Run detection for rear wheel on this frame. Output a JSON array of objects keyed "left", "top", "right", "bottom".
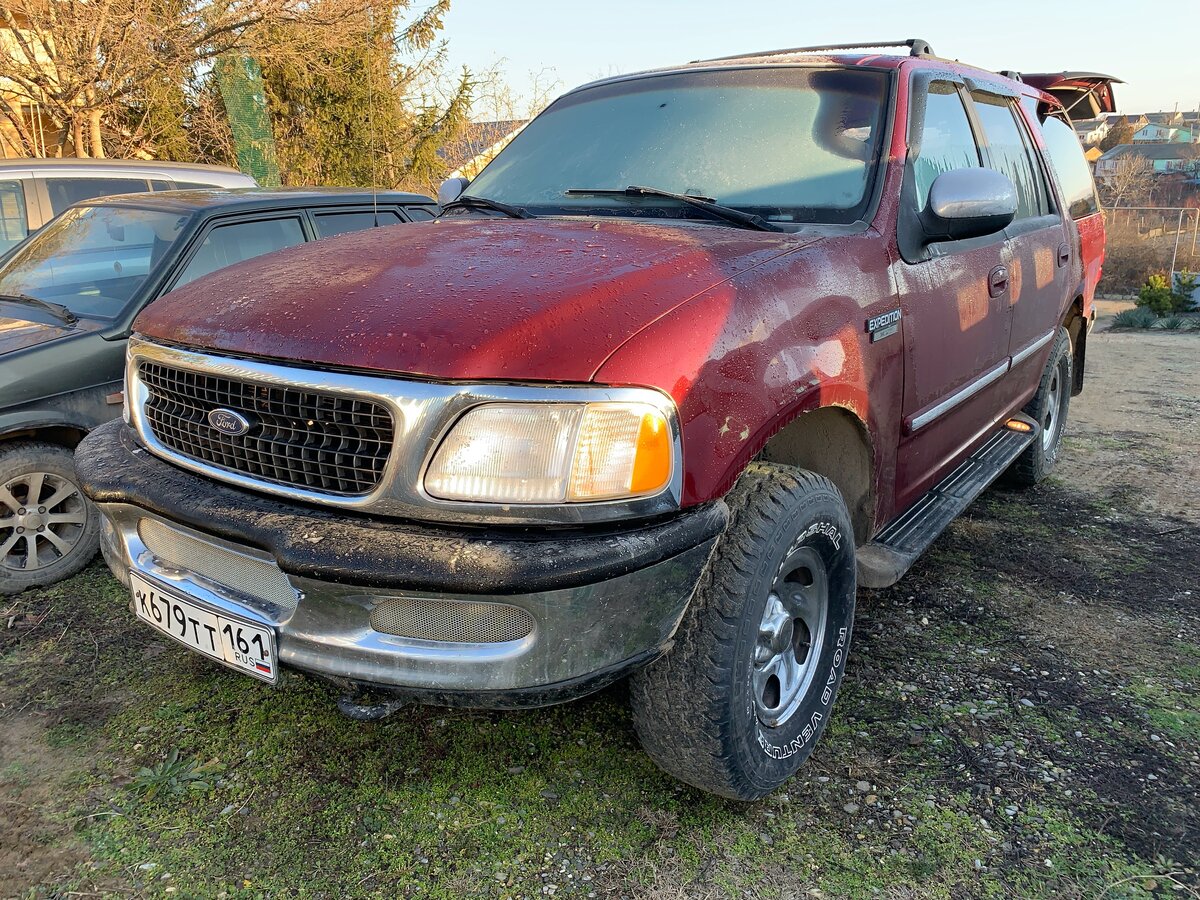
[
  {"left": 1008, "top": 327, "right": 1072, "bottom": 486},
  {"left": 629, "top": 463, "right": 856, "bottom": 800},
  {"left": 0, "top": 442, "right": 100, "bottom": 595}
]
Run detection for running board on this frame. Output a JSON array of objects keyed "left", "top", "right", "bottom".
[{"left": 857, "top": 414, "right": 1040, "bottom": 589}]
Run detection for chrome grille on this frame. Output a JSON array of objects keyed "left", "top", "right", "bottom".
[
  {"left": 137, "top": 518, "right": 299, "bottom": 614},
  {"left": 370, "top": 597, "right": 534, "bottom": 643},
  {"left": 139, "top": 361, "right": 394, "bottom": 496}
]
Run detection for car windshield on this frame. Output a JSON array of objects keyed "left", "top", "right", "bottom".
[
  {"left": 464, "top": 66, "right": 890, "bottom": 227},
  {"left": 0, "top": 204, "right": 188, "bottom": 319}
]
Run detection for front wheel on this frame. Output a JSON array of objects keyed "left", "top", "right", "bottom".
[
  {"left": 1008, "top": 327, "right": 1072, "bottom": 487},
  {"left": 1, "top": 441, "right": 101, "bottom": 595},
  {"left": 630, "top": 463, "right": 857, "bottom": 800}
]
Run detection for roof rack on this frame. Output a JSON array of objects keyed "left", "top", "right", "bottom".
[{"left": 694, "top": 38, "right": 935, "bottom": 64}]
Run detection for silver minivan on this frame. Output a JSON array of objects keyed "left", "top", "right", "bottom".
[{"left": 0, "top": 159, "right": 256, "bottom": 255}]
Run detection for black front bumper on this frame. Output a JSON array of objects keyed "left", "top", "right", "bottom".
[{"left": 77, "top": 421, "right": 726, "bottom": 704}]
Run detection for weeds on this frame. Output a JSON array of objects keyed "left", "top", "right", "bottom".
[{"left": 128, "top": 748, "right": 223, "bottom": 800}]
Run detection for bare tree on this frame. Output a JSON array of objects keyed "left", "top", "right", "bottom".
[
  {"left": 0, "top": 0, "right": 378, "bottom": 158},
  {"left": 1103, "top": 155, "right": 1155, "bottom": 208}
]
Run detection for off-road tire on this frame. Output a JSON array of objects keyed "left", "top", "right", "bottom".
[
  {"left": 0, "top": 441, "right": 101, "bottom": 595},
  {"left": 1008, "top": 327, "right": 1072, "bottom": 487},
  {"left": 629, "top": 463, "right": 856, "bottom": 800}
]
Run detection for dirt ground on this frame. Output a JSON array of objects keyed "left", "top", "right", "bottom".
[
  {"left": 1, "top": 319, "right": 1198, "bottom": 899},
  {"left": 1067, "top": 305, "right": 1200, "bottom": 524}
]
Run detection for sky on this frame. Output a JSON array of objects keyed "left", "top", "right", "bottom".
[{"left": 441, "top": 0, "right": 1200, "bottom": 119}]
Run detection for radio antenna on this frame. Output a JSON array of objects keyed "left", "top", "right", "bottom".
[{"left": 366, "top": 5, "right": 379, "bottom": 224}]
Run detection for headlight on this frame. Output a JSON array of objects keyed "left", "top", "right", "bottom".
[{"left": 424, "top": 400, "right": 675, "bottom": 505}]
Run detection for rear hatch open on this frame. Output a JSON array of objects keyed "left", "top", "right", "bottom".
[{"left": 1019, "top": 72, "right": 1122, "bottom": 120}]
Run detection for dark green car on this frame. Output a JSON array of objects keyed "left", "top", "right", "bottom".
[{"left": 0, "top": 188, "right": 436, "bottom": 594}]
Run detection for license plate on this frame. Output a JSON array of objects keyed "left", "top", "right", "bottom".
[{"left": 131, "top": 572, "right": 278, "bottom": 683}]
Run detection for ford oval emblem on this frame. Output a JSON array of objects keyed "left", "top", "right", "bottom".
[{"left": 208, "top": 408, "right": 252, "bottom": 436}]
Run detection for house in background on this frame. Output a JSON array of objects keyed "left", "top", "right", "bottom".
[
  {"left": 1073, "top": 118, "right": 1109, "bottom": 146},
  {"left": 1133, "top": 121, "right": 1195, "bottom": 143},
  {"left": 439, "top": 119, "right": 529, "bottom": 182},
  {"left": 0, "top": 10, "right": 62, "bottom": 157},
  {"left": 1095, "top": 143, "right": 1200, "bottom": 183}
]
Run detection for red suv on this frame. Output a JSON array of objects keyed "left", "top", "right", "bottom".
[{"left": 77, "top": 40, "right": 1108, "bottom": 799}]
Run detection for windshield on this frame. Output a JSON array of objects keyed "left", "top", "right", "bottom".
[
  {"left": 0, "top": 205, "right": 188, "bottom": 318},
  {"left": 465, "top": 67, "right": 890, "bottom": 226}
]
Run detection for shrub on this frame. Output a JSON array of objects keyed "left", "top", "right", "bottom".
[
  {"left": 1173, "top": 270, "right": 1198, "bottom": 312},
  {"left": 1137, "top": 274, "right": 1175, "bottom": 316},
  {"left": 1098, "top": 235, "right": 1170, "bottom": 295},
  {"left": 1155, "top": 316, "right": 1185, "bottom": 330},
  {"left": 1112, "top": 308, "right": 1158, "bottom": 329}
]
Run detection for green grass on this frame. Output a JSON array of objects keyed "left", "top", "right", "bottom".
[{"left": 3, "top": 545, "right": 1198, "bottom": 898}]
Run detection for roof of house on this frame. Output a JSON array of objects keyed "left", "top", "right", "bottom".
[
  {"left": 439, "top": 119, "right": 529, "bottom": 171},
  {"left": 1073, "top": 118, "right": 1105, "bottom": 130},
  {"left": 1097, "top": 143, "right": 1200, "bottom": 163}
]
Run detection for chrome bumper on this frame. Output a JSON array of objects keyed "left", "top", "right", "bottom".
[{"left": 98, "top": 502, "right": 714, "bottom": 704}]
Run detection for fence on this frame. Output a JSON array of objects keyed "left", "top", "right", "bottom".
[{"left": 1099, "top": 206, "right": 1200, "bottom": 296}]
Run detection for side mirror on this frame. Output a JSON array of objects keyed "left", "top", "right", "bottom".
[
  {"left": 437, "top": 176, "right": 469, "bottom": 207},
  {"left": 922, "top": 168, "right": 1017, "bottom": 243}
]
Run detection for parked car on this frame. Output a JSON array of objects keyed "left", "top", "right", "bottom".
[
  {"left": 1, "top": 188, "right": 437, "bottom": 594},
  {"left": 0, "top": 159, "right": 257, "bottom": 257},
  {"left": 77, "top": 40, "right": 1107, "bottom": 799}
]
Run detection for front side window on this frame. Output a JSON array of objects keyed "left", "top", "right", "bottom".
[
  {"left": 464, "top": 67, "right": 891, "bottom": 226},
  {"left": 912, "top": 82, "right": 981, "bottom": 211},
  {"left": 312, "top": 209, "right": 402, "bottom": 238},
  {"left": 1038, "top": 115, "right": 1101, "bottom": 220},
  {"left": 971, "top": 93, "right": 1047, "bottom": 220},
  {"left": 44, "top": 177, "right": 151, "bottom": 215},
  {"left": 0, "top": 205, "right": 187, "bottom": 318},
  {"left": 0, "top": 180, "right": 28, "bottom": 253},
  {"left": 174, "top": 217, "right": 305, "bottom": 288}
]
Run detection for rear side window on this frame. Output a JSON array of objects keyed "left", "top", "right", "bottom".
[
  {"left": 0, "top": 180, "right": 28, "bottom": 252},
  {"left": 912, "top": 83, "right": 981, "bottom": 211},
  {"left": 405, "top": 206, "right": 436, "bottom": 221},
  {"left": 1038, "top": 115, "right": 1101, "bottom": 220},
  {"left": 45, "top": 177, "right": 151, "bottom": 215},
  {"left": 175, "top": 217, "right": 305, "bottom": 288},
  {"left": 970, "top": 93, "right": 1048, "bottom": 220},
  {"left": 312, "top": 209, "right": 403, "bottom": 238}
]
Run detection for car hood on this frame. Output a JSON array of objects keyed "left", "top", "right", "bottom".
[
  {"left": 0, "top": 307, "right": 106, "bottom": 355},
  {"left": 136, "top": 217, "right": 812, "bottom": 382}
]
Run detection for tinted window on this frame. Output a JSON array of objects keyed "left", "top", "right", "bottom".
[
  {"left": 312, "top": 209, "right": 402, "bottom": 238},
  {"left": 465, "top": 67, "right": 890, "bottom": 226},
  {"left": 1039, "top": 115, "right": 1101, "bottom": 219},
  {"left": 0, "top": 205, "right": 186, "bottom": 317},
  {"left": 150, "top": 179, "right": 174, "bottom": 191},
  {"left": 175, "top": 217, "right": 305, "bottom": 288},
  {"left": 971, "top": 93, "right": 1044, "bottom": 220},
  {"left": 405, "top": 207, "right": 436, "bottom": 221},
  {"left": 913, "top": 83, "right": 981, "bottom": 211},
  {"left": 0, "top": 180, "right": 28, "bottom": 252},
  {"left": 173, "top": 181, "right": 221, "bottom": 191},
  {"left": 45, "top": 177, "right": 150, "bottom": 215}
]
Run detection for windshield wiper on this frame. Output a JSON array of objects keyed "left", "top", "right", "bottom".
[
  {"left": 564, "top": 185, "right": 786, "bottom": 232},
  {"left": 442, "top": 195, "right": 534, "bottom": 219},
  {"left": 0, "top": 292, "right": 77, "bottom": 326}
]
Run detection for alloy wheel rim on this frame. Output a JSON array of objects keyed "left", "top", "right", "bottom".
[
  {"left": 752, "top": 546, "right": 829, "bottom": 728},
  {"left": 1043, "top": 370, "right": 1062, "bottom": 452},
  {"left": 0, "top": 472, "right": 89, "bottom": 572}
]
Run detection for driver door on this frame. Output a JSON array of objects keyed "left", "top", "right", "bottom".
[{"left": 891, "top": 77, "right": 1014, "bottom": 511}]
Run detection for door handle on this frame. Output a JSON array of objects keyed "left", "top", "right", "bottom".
[
  {"left": 988, "top": 265, "right": 1009, "bottom": 298},
  {"left": 1057, "top": 242, "right": 1070, "bottom": 267}
]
